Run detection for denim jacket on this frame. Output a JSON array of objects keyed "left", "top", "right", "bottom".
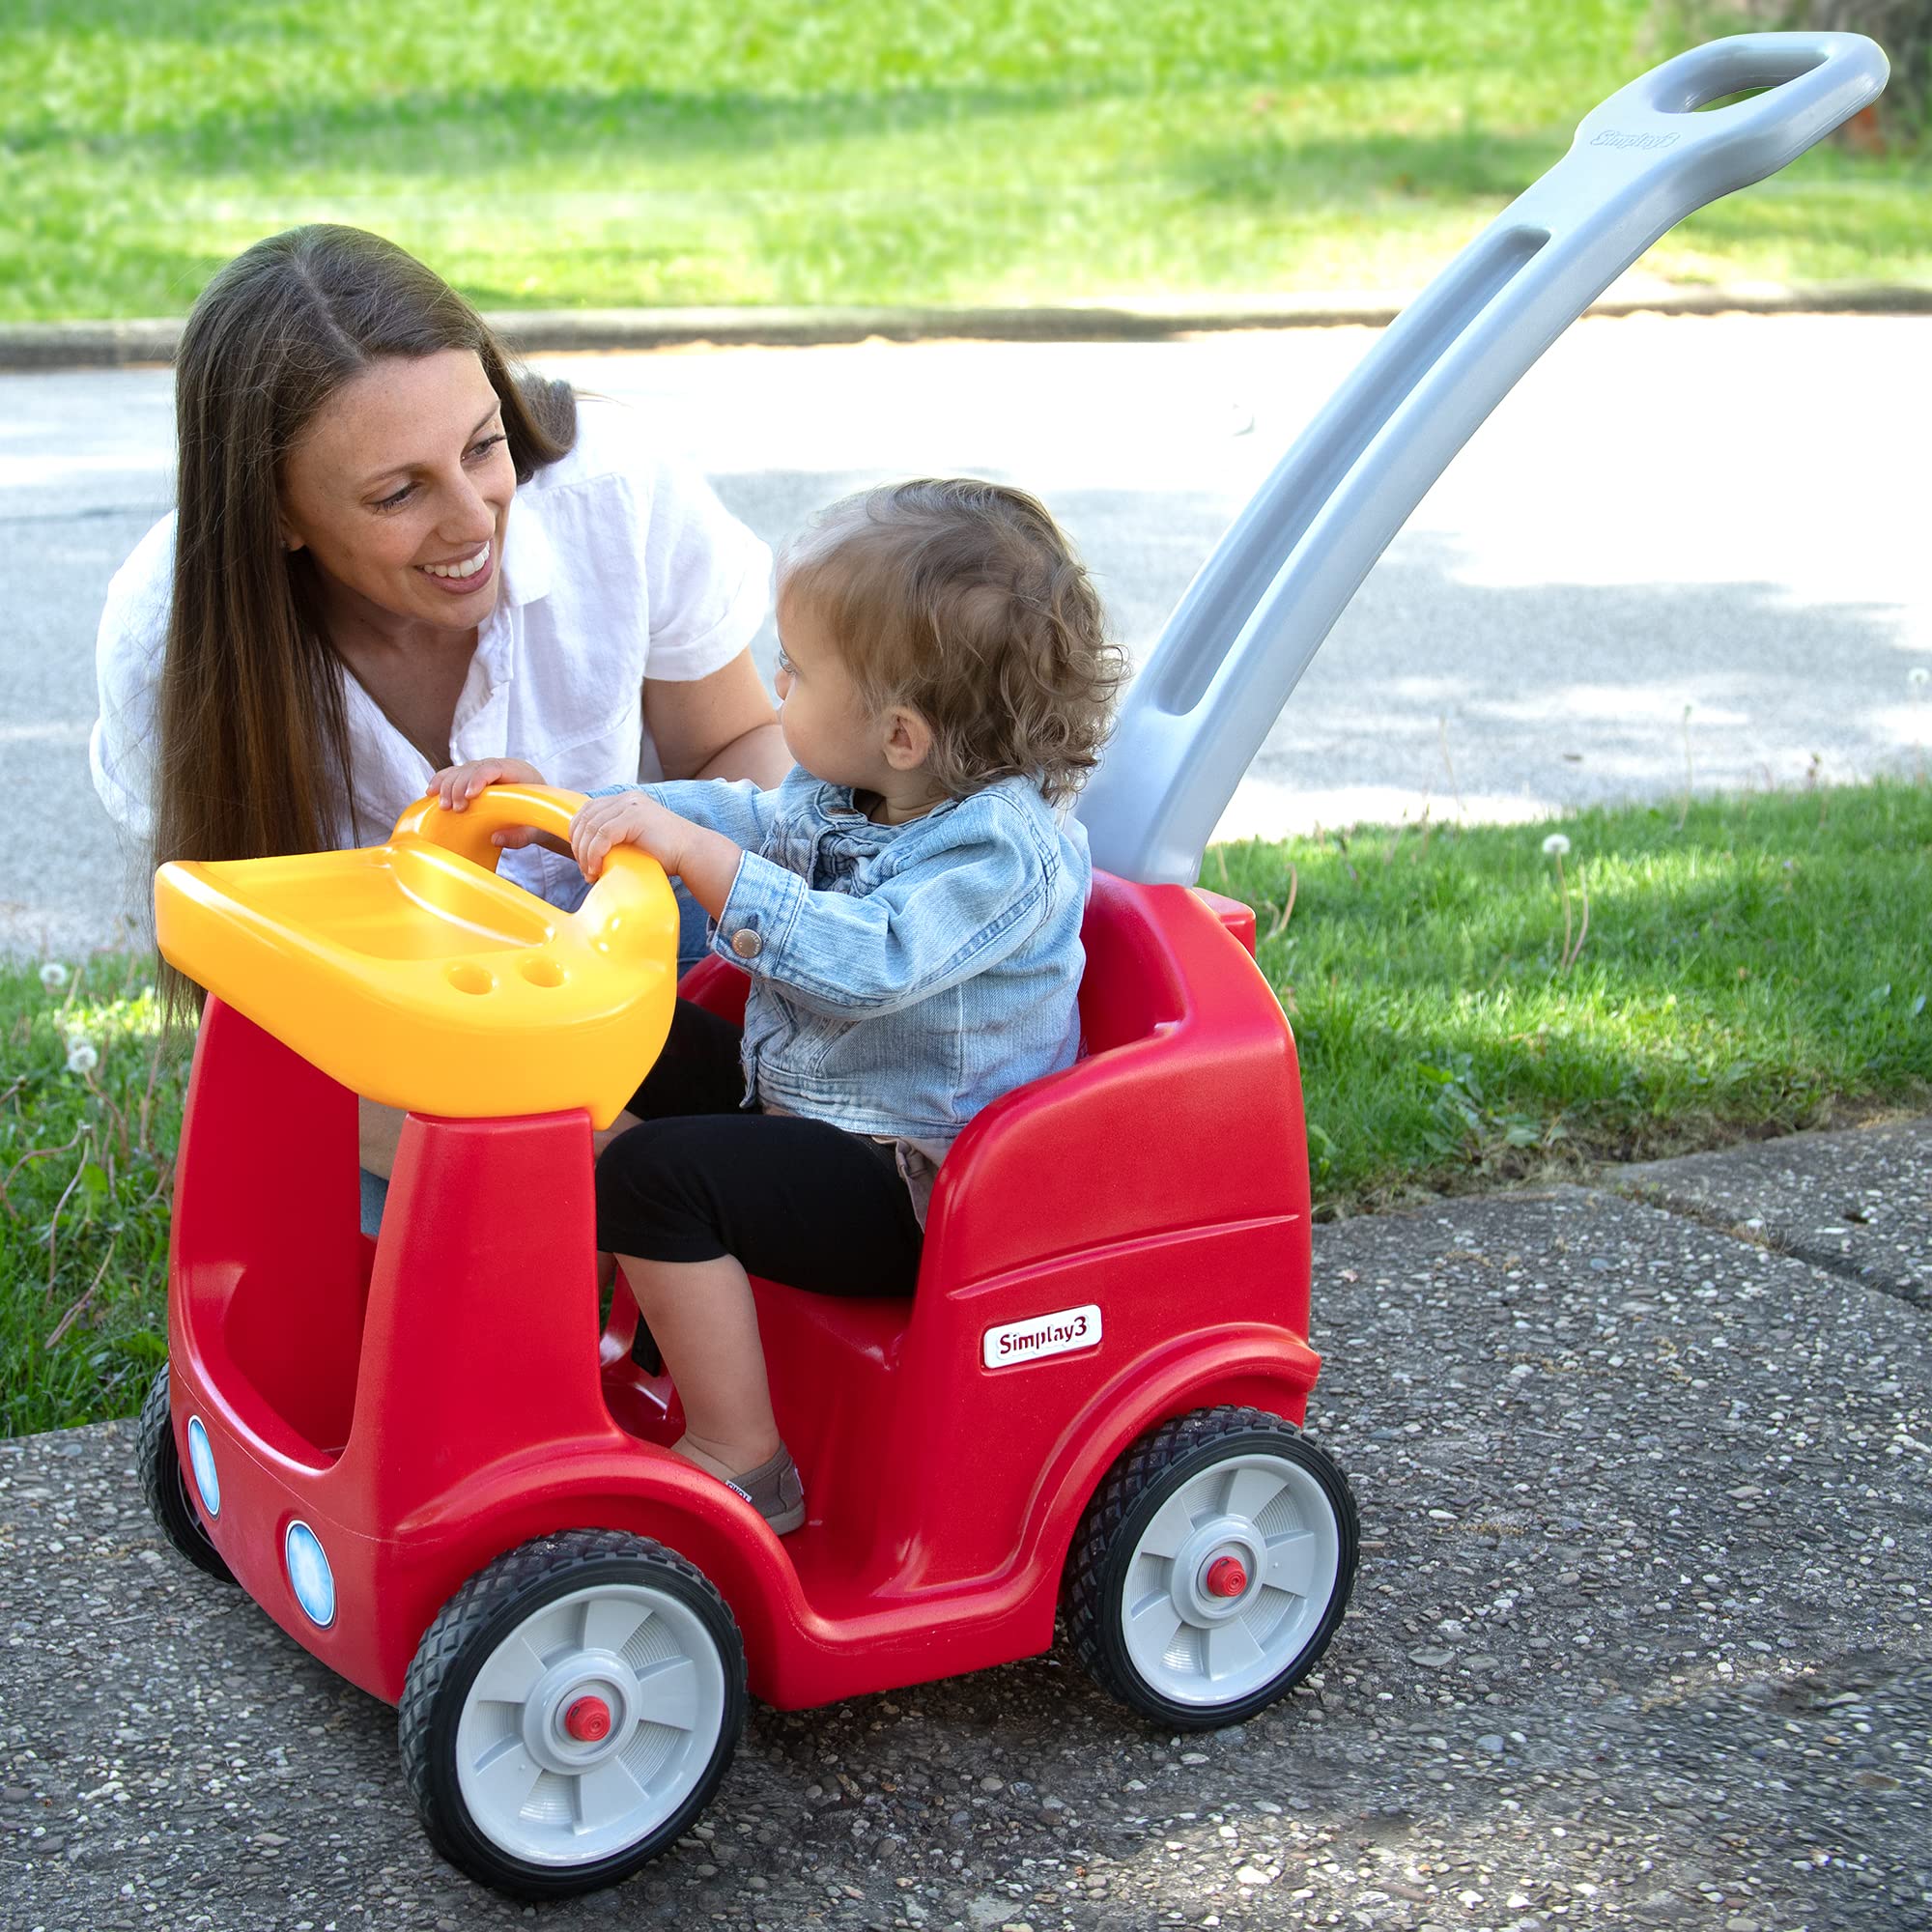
[{"left": 604, "top": 769, "right": 1090, "bottom": 1152}]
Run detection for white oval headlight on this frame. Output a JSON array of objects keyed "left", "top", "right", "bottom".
[
  {"left": 185, "top": 1417, "right": 219, "bottom": 1519},
  {"left": 284, "top": 1521, "right": 336, "bottom": 1629}
]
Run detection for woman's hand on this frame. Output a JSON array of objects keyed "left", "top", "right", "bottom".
[
  {"left": 570, "top": 791, "right": 745, "bottom": 918},
  {"left": 429, "top": 756, "right": 568, "bottom": 852},
  {"left": 430, "top": 756, "right": 546, "bottom": 810}
]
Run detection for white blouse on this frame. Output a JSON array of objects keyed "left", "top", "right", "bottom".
[{"left": 89, "top": 398, "right": 772, "bottom": 906}]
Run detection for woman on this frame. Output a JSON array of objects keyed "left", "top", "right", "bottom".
[{"left": 90, "top": 225, "right": 790, "bottom": 1203}]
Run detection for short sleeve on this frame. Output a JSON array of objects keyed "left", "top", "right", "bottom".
[
  {"left": 636, "top": 440, "right": 771, "bottom": 682},
  {"left": 90, "top": 514, "right": 177, "bottom": 842}
]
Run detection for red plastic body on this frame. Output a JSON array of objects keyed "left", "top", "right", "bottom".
[{"left": 164, "top": 875, "right": 1319, "bottom": 1710}]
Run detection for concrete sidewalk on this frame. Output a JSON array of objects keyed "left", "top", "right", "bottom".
[{"left": 2, "top": 1119, "right": 1926, "bottom": 1932}]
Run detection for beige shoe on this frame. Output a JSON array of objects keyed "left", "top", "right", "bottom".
[{"left": 724, "top": 1445, "right": 806, "bottom": 1535}]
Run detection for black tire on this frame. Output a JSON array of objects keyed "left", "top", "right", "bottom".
[
  {"left": 400, "top": 1529, "right": 746, "bottom": 1899},
  {"left": 135, "top": 1363, "right": 235, "bottom": 1585},
  {"left": 1064, "top": 1406, "right": 1357, "bottom": 1729}
]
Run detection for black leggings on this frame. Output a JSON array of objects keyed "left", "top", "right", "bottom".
[{"left": 594, "top": 1000, "right": 923, "bottom": 1298}]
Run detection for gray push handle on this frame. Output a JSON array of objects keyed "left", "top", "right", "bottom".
[{"left": 1075, "top": 33, "right": 1889, "bottom": 883}]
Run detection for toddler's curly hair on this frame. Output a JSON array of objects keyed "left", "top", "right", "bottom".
[{"left": 777, "top": 479, "right": 1125, "bottom": 806}]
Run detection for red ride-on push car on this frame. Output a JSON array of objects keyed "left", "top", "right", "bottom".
[
  {"left": 143, "top": 783, "right": 1352, "bottom": 1898},
  {"left": 137, "top": 32, "right": 1885, "bottom": 1898}
]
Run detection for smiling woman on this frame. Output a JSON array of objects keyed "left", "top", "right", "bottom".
[
  {"left": 90, "top": 224, "right": 788, "bottom": 929},
  {"left": 278, "top": 350, "right": 522, "bottom": 774}
]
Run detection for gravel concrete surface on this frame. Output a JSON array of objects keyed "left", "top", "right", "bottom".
[
  {"left": 1616, "top": 1120, "right": 1932, "bottom": 1312},
  {"left": 4, "top": 1118, "right": 1927, "bottom": 1932}
]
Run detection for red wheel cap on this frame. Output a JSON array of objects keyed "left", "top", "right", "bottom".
[
  {"left": 564, "top": 1695, "right": 612, "bottom": 1743},
  {"left": 1205, "top": 1555, "right": 1248, "bottom": 1599}
]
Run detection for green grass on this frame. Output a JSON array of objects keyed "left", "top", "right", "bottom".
[
  {"left": 1213, "top": 779, "right": 1932, "bottom": 1210},
  {"left": 5, "top": 780, "right": 1928, "bottom": 1437},
  {"left": 2, "top": 0, "right": 1925, "bottom": 323},
  {"left": 1, "top": 952, "right": 181, "bottom": 1440}
]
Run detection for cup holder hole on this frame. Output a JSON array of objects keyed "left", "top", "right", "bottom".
[
  {"left": 445, "top": 962, "right": 496, "bottom": 995},
  {"left": 520, "top": 956, "right": 567, "bottom": 988}
]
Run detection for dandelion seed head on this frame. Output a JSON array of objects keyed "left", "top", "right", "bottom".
[
  {"left": 1542, "top": 833, "right": 1572, "bottom": 857},
  {"left": 39, "top": 961, "right": 70, "bottom": 991},
  {"left": 65, "top": 1039, "right": 99, "bottom": 1076},
  {"left": 1910, "top": 666, "right": 1930, "bottom": 689}
]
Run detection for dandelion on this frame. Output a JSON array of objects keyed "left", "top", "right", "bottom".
[
  {"left": 1911, "top": 667, "right": 1930, "bottom": 689},
  {"left": 65, "top": 1038, "right": 99, "bottom": 1076},
  {"left": 39, "top": 961, "right": 69, "bottom": 991},
  {"left": 1542, "top": 832, "right": 1588, "bottom": 971}
]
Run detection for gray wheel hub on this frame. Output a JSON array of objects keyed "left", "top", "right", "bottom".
[
  {"left": 454, "top": 1580, "right": 727, "bottom": 1867},
  {"left": 1169, "top": 1516, "right": 1267, "bottom": 1625},
  {"left": 1119, "top": 1449, "right": 1342, "bottom": 1709},
  {"left": 519, "top": 1650, "right": 638, "bottom": 1776}
]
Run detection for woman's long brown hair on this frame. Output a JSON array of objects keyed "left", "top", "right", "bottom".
[{"left": 153, "top": 224, "right": 576, "bottom": 895}]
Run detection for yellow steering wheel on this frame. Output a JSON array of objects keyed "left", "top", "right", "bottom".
[{"left": 155, "top": 785, "right": 681, "bottom": 1126}]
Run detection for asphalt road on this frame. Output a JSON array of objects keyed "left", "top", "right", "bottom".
[
  {"left": 3, "top": 1118, "right": 1927, "bottom": 1931},
  {"left": 3, "top": 313, "right": 1928, "bottom": 957}
]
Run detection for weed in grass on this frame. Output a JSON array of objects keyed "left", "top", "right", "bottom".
[
  {"left": 1417, "top": 1050, "right": 1554, "bottom": 1162},
  {"left": 1264, "top": 863, "right": 1299, "bottom": 943},
  {"left": 1676, "top": 701, "right": 1693, "bottom": 833},
  {"left": 1541, "top": 831, "right": 1590, "bottom": 973}
]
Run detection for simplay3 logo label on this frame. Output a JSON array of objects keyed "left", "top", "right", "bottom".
[{"left": 981, "top": 1304, "right": 1103, "bottom": 1369}]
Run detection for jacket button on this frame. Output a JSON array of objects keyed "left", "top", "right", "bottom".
[{"left": 730, "top": 928, "right": 762, "bottom": 960}]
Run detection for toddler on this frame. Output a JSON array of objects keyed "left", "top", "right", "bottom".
[{"left": 435, "top": 479, "right": 1122, "bottom": 1531}]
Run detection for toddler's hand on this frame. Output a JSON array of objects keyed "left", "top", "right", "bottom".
[
  {"left": 430, "top": 756, "right": 546, "bottom": 811},
  {"left": 570, "top": 791, "right": 695, "bottom": 882}
]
